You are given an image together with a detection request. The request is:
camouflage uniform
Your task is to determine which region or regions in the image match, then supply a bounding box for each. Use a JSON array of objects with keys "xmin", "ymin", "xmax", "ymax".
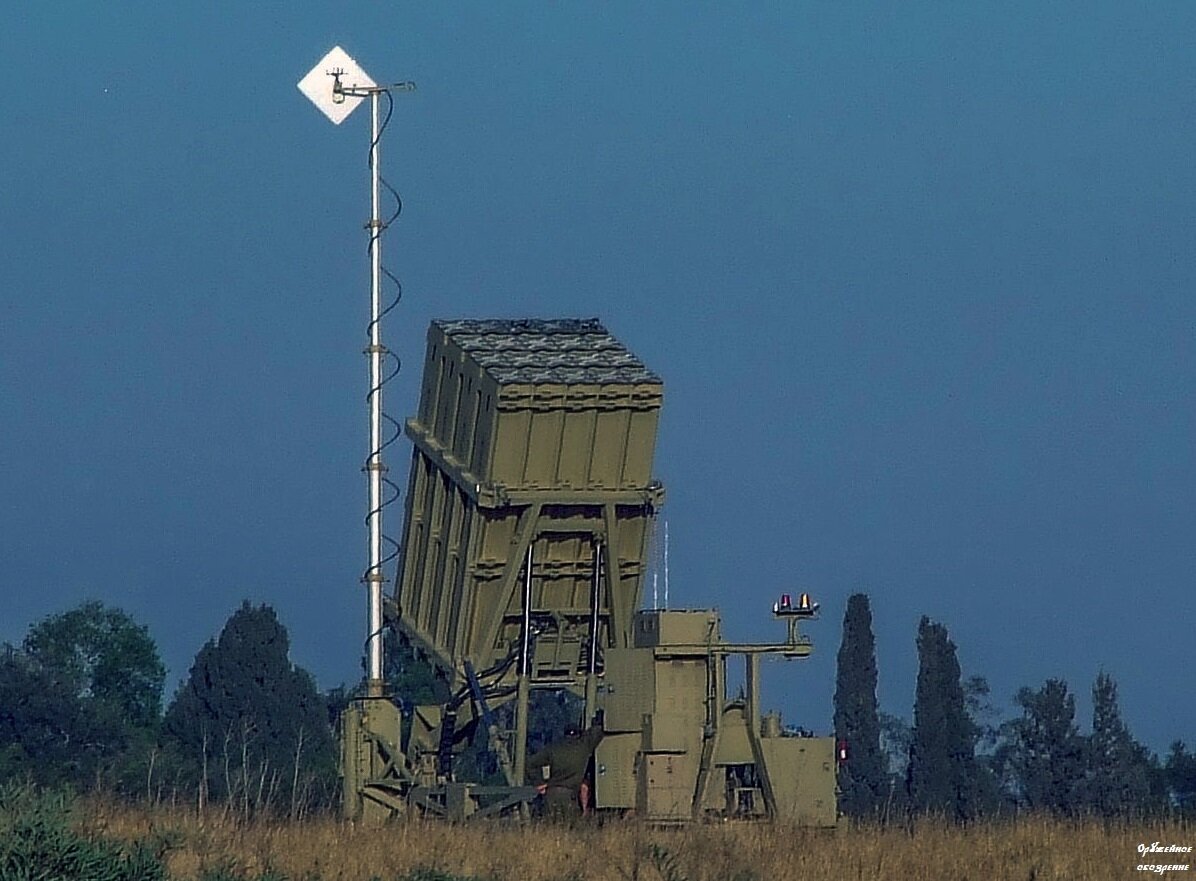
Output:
[{"xmin": 525, "ymin": 725, "xmax": 604, "ymax": 817}]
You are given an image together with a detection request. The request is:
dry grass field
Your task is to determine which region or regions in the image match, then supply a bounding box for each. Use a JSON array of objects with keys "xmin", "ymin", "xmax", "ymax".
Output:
[{"xmin": 82, "ymin": 800, "xmax": 1193, "ymax": 881}]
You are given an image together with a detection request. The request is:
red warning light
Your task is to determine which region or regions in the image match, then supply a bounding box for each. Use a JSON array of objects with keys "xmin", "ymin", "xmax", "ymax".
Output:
[
  {"xmin": 774, "ymin": 590, "xmax": 818, "ymax": 618},
  {"xmin": 836, "ymin": 739, "xmax": 849, "ymax": 763}
]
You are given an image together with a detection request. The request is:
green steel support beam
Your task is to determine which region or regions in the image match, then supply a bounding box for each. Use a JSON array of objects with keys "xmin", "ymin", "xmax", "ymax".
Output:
[
  {"xmin": 477, "ymin": 503, "xmax": 542, "ymax": 666},
  {"xmin": 602, "ymin": 503, "xmax": 628, "ymax": 648}
]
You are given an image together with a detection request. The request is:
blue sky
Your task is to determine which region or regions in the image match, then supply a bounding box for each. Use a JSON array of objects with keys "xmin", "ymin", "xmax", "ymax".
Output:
[{"xmin": 2, "ymin": 3, "xmax": 1192, "ymax": 753}]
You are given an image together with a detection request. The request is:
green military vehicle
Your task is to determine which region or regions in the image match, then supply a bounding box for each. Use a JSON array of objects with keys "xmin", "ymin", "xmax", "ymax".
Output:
[{"xmin": 341, "ymin": 318, "xmax": 837, "ymax": 824}]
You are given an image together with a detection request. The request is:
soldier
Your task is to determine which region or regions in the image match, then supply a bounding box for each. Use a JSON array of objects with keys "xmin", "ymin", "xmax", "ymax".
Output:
[{"xmin": 525, "ymin": 716, "xmax": 605, "ymax": 817}]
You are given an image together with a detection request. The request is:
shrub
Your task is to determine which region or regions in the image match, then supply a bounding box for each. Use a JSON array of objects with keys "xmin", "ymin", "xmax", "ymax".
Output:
[{"xmin": 0, "ymin": 783, "xmax": 167, "ymax": 881}]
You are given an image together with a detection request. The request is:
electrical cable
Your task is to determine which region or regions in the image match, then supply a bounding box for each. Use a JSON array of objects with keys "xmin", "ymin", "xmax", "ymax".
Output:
[{"xmin": 361, "ymin": 87, "xmax": 404, "ymax": 603}]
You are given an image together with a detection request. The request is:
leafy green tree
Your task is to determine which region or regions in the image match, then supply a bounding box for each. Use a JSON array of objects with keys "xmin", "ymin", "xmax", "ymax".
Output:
[
  {"xmin": 453, "ymin": 688, "xmax": 584, "ymax": 785},
  {"xmin": 1006, "ymin": 678, "xmax": 1085, "ymax": 814},
  {"xmin": 878, "ymin": 711, "xmax": 912, "ymax": 779},
  {"xmin": 833, "ymin": 593, "xmax": 886, "ymax": 819},
  {"xmin": 0, "ymin": 646, "xmax": 90, "ymax": 786},
  {"xmin": 163, "ymin": 602, "xmax": 336, "ymax": 816},
  {"xmin": 961, "ymin": 675, "xmax": 1005, "ymax": 815},
  {"xmin": 1, "ymin": 603, "xmax": 166, "ymax": 793},
  {"xmin": 381, "ymin": 635, "xmax": 580, "ymax": 783},
  {"xmin": 1084, "ymin": 672, "xmax": 1158, "ymax": 815},
  {"xmin": 963, "ymin": 675, "xmax": 1001, "ymax": 752},
  {"xmin": 386, "ymin": 638, "xmax": 450, "ymax": 711},
  {"xmin": 872, "ymin": 711, "xmax": 912, "ymax": 819},
  {"xmin": 527, "ymin": 689, "xmax": 585, "ymax": 754},
  {"xmin": 907, "ymin": 617, "xmax": 982, "ymax": 820},
  {"xmin": 23, "ymin": 601, "xmax": 165, "ymax": 729}
]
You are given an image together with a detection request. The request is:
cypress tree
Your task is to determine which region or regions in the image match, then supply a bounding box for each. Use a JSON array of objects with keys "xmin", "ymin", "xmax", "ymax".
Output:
[
  {"xmin": 833, "ymin": 593, "xmax": 886, "ymax": 818},
  {"xmin": 164, "ymin": 602, "xmax": 336, "ymax": 814},
  {"xmin": 907, "ymin": 616, "xmax": 980, "ymax": 820}
]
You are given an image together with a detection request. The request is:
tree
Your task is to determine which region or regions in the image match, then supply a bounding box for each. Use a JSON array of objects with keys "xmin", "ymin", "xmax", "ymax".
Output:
[
  {"xmin": 1005, "ymin": 679, "xmax": 1085, "ymax": 814},
  {"xmin": 1165, "ymin": 741, "xmax": 1196, "ymax": 815},
  {"xmin": 386, "ymin": 637, "xmax": 450, "ymax": 712},
  {"xmin": 961, "ymin": 675, "xmax": 1004, "ymax": 816},
  {"xmin": 833, "ymin": 593, "xmax": 886, "ymax": 819},
  {"xmin": 874, "ymin": 711, "xmax": 913, "ymax": 819},
  {"xmin": 879, "ymin": 711, "xmax": 913, "ymax": 778},
  {"xmin": 1, "ymin": 603, "xmax": 167, "ymax": 793},
  {"xmin": 23, "ymin": 601, "xmax": 165, "ymax": 730},
  {"xmin": 0, "ymin": 645, "xmax": 92, "ymax": 786},
  {"xmin": 907, "ymin": 617, "xmax": 981, "ymax": 820},
  {"xmin": 1084, "ymin": 672, "xmax": 1157, "ymax": 816},
  {"xmin": 964, "ymin": 675, "xmax": 1000, "ymax": 752},
  {"xmin": 163, "ymin": 602, "xmax": 336, "ymax": 816}
]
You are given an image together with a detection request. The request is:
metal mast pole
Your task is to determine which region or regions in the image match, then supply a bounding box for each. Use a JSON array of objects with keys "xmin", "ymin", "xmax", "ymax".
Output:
[
  {"xmin": 365, "ymin": 89, "xmax": 385, "ymax": 690},
  {"xmin": 300, "ymin": 47, "xmax": 416, "ymax": 821},
  {"xmin": 514, "ymin": 545, "xmax": 533, "ymax": 790},
  {"xmin": 583, "ymin": 539, "xmax": 602, "ymax": 724}
]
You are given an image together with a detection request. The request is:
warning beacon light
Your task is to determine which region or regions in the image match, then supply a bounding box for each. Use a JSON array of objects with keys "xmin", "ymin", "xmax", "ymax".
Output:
[{"xmin": 773, "ymin": 591, "xmax": 820, "ymax": 618}]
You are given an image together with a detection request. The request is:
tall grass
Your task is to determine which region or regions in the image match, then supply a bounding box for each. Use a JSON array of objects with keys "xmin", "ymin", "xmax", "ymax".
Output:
[{"xmin": 81, "ymin": 797, "xmax": 1192, "ymax": 881}]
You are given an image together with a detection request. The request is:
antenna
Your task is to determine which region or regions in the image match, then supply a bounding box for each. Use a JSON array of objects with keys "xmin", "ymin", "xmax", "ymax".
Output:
[
  {"xmin": 664, "ymin": 516, "xmax": 670, "ymax": 609},
  {"xmin": 298, "ymin": 47, "xmax": 415, "ymax": 694},
  {"xmin": 648, "ymin": 509, "xmax": 664, "ymax": 609}
]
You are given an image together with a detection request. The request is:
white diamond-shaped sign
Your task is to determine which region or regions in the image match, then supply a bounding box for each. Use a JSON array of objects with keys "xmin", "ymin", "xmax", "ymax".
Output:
[{"xmin": 298, "ymin": 46, "xmax": 376, "ymax": 125}]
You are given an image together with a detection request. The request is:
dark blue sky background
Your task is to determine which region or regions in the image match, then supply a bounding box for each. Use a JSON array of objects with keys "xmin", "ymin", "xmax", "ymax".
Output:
[{"xmin": 2, "ymin": 3, "xmax": 1192, "ymax": 752}]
